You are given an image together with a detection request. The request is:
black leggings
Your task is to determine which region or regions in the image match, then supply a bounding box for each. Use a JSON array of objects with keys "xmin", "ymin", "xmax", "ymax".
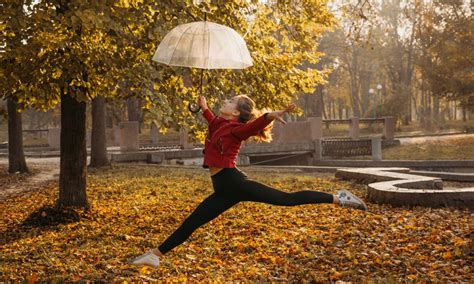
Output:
[{"xmin": 158, "ymin": 168, "xmax": 333, "ymax": 254}]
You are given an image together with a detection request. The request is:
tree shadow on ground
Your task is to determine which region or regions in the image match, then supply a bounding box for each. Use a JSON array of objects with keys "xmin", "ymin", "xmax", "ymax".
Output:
[{"xmin": 0, "ymin": 205, "xmax": 86, "ymax": 245}]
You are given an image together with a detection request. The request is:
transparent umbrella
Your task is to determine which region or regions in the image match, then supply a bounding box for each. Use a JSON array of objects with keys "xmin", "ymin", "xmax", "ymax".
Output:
[{"xmin": 152, "ymin": 20, "xmax": 253, "ymax": 112}]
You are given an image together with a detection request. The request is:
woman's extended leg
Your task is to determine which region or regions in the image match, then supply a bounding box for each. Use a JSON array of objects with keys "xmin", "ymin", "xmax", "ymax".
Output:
[
  {"xmin": 238, "ymin": 179, "xmax": 334, "ymax": 205},
  {"xmin": 237, "ymin": 179, "xmax": 366, "ymax": 210},
  {"xmin": 157, "ymin": 193, "xmax": 238, "ymax": 254}
]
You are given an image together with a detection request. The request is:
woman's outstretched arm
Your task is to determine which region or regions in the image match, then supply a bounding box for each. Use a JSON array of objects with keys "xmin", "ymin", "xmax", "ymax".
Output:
[
  {"xmin": 231, "ymin": 104, "xmax": 296, "ymax": 140},
  {"xmin": 198, "ymin": 96, "xmax": 215, "ymax": 123},
  {"xmin": 266, "ymin": 104, "xmax": 297, "ymax": 123}
]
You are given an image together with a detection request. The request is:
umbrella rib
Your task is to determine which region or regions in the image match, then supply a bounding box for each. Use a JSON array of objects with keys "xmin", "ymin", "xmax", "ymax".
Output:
[
  {"xmin": 206, "ymin": 22, "xmax": 210, "ymax": 69},
  {"xmin": 169, "ymin": 24, "xmax": 196, "ymax": 67},
  {"xmin": 186, "ymin": 23, "xmax": 201, "ymax": 69}
]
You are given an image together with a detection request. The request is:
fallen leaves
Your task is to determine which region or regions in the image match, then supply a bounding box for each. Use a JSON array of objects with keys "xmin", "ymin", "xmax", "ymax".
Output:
[{"xmin": 0, "ymin": 165, "xmax": 473, "ymax": 282}]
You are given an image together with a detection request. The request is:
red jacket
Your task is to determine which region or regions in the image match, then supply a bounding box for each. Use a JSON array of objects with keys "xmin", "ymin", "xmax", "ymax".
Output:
[{"xmin": 202, "ymin": 109, "xmax": 273, "ymax": 168}]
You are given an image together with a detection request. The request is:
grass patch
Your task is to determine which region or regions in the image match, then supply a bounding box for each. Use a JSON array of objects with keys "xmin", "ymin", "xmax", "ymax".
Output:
[
  {"xmin": 383, "ymin": 137, "xmax": 474, "ymax": 160},
  {"xmin": 0, "ymin": 165, "xmax": 472, "ymax": 282}
]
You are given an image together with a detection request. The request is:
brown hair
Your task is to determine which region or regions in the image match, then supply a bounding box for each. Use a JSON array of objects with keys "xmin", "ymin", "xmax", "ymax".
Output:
[{"xmin": 236, "ymin": 95, "xmax": 273, "ymax": 143}]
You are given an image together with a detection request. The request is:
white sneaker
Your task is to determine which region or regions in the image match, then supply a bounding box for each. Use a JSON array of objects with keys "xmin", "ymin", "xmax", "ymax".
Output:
[
  {"xmin": 129, "ymin": 250, "xmax": 160, "ymax": 268},
  {"xmin": 337, "ymin": 189, "xmax": 367, "ymax": 211}
]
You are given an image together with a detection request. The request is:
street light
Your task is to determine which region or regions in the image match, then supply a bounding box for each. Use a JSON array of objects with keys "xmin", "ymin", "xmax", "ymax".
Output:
[{"xmin": 375, "ymin": 84, "xmax": 382, "ymax": 118}]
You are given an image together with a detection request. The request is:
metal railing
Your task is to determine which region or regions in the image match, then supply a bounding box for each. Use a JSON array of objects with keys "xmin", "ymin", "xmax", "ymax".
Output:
[{"xmin": 322, "ymin": 139, "xmax": 372, "ymax": 157}]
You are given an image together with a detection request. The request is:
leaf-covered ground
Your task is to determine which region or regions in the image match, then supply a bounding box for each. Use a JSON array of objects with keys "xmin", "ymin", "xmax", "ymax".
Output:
[{"xmin": 1, "ymin": 165, "xmax": 472, "ymax": 282}]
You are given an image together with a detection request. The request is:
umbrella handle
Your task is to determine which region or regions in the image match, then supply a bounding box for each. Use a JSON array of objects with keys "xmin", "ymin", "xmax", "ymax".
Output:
[
  {"xmin": 188, "ymin": 68, "xmax": 204, "ymax": 113},
  {"xmin": 188, "ymin": 103, "xmax": 201, "ymax": 113}
]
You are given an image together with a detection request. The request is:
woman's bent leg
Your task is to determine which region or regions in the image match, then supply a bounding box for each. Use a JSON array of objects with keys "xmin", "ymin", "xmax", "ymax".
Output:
[
  {"xmin": 239, "ymin": 179, "xmax": 333, "ymax": 206},
  {"xmin": 158, "ymin": 193, "xmax": 238, "ymax": 254}
]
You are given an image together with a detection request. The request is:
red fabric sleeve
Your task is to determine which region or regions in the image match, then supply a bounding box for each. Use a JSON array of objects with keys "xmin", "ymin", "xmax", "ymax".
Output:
[
  {"xmin": 202, "ymin": 109, "xmax": 215, "ymax": 123},
  {"xmin": 231, "ymin": 113, "xmax": 273, "ymax": 141}
]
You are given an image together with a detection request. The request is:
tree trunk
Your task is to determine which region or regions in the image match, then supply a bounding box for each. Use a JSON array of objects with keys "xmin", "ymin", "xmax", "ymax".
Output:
[
  {"xmin": 314, "ymin": 86, "xmax": 324, "ymax": 118},
  {"xmin": 350, "ymin": 53, "xmax": 361, "ymax": 118},
  {"xmin": 404, "ymin": 89, "xmax": 412, "ymax": 124},
  {"xmin": 440, "ymin": 107, "xmax": 447, "ymax": 123},
  {"xmin": 90, "ymin": 96, "xmax": 110, "ymax": 168},
  {"xmin": 446, "ymin": 101, "xmax": 452, "ymax": 120},
  {"xmin": 7, "ymin": 97, "xmax": 28, "ymax": 173},
  {"xmin": 301, "ymin": 93, "xmax": 310, "ymax": 116},
  {"xmin": 420, "ymin": 90, "xmax": 425, "ymax": 124},
  {"xmin": 453, "ymin": 101, "xmax": 457, "ymax": 120},
  {"xmin": 326, "ymin": 100, "xmax": 331, "ymax": 119},
  {"xmin": 58, "ymin": 92, "xmax": 88, "ymax": 208},
  {"xmin": 333, "ymin": 101, "xmax": 336, "ymax": 119},
  {"xmin": 427, "ymin": 92, "xmax": 432, "ymax": 128},
  {"xmin": 337, "ymin": 99, "xmax": 343, "ymax": 119},
  {"xmin": 359, "ymin": 70, "xmax": 371, "ymax": 116},
  {"xmin": 321, "ymin": 91, "xmax": 327, "ymax": 120},
  {"xmin": 433, "ymin": 93, "xmax": 440, "ymax": 124},
  {"xmin": 412, "ymin": 93, "xmax": 418, "ymax": 121}
]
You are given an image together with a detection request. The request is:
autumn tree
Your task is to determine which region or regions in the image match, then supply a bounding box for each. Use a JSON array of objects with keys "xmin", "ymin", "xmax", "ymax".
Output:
[
  {"xmin": 316, "ymin": 1, "xmax": 381, "ymax": 119},
  {"xmin": 1, "ymin": 0, "xmax": 142, "ymax": 207},
  {"xmin": 2, "ymin": 0, "xmax": 335, "ymax": 209},
  {"xmin": 318, "ymin": 0, "xmax": 464, "ymax": 126},
  {"xmin": 415, "ymin": 0, "xmax": 473, "ymax": 123},
  {"xmin": 1, "ymin": 1, "xmax": 31, "ymax": 173}
]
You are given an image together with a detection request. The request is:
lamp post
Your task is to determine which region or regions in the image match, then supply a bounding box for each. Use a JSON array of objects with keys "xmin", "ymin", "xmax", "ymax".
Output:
[
  {"xmin": 376, "ymin": 84, "xmax": 382, "ymax": 118},
  {"xmin": 369, "ymin": 88, "xmax": 375, "ymax": 118}
]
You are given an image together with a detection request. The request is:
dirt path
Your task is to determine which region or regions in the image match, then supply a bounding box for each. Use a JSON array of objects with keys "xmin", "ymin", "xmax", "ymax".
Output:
[{"xmin": 0, "ymin": 157, "xmax": 60, "ymax": 201}]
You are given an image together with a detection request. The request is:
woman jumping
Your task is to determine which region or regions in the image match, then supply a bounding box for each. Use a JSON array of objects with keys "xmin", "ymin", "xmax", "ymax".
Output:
[{"xmin": 130, "ymin": 95, "xmax": 367, "ymax": 268}]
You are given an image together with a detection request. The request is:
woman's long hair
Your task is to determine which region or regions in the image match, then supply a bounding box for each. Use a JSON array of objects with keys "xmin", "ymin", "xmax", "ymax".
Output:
[{"xmin": 236, "ymin": 95, "xmax": 273, "ymax": 143}]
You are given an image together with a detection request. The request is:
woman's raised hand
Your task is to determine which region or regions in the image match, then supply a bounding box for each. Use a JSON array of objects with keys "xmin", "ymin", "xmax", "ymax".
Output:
[
  {"xmin": 197, "ymin": 96, "xmax": 208, "ymax": 111},
  {"xmin": 267, "ymin": 104, "xmax": 297, "ymax": 124}
]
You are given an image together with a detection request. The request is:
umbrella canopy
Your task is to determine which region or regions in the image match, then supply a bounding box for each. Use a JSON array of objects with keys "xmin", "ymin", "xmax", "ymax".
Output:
[{"xmin": 152, "ymin": 21, "xmax": 253, "ymax": 69}]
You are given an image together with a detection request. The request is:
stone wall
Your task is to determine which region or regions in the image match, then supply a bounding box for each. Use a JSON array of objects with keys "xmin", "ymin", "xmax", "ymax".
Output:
[{"xmin": 270, "ymin": 117, "xmax": 322, "ymax": 144}]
